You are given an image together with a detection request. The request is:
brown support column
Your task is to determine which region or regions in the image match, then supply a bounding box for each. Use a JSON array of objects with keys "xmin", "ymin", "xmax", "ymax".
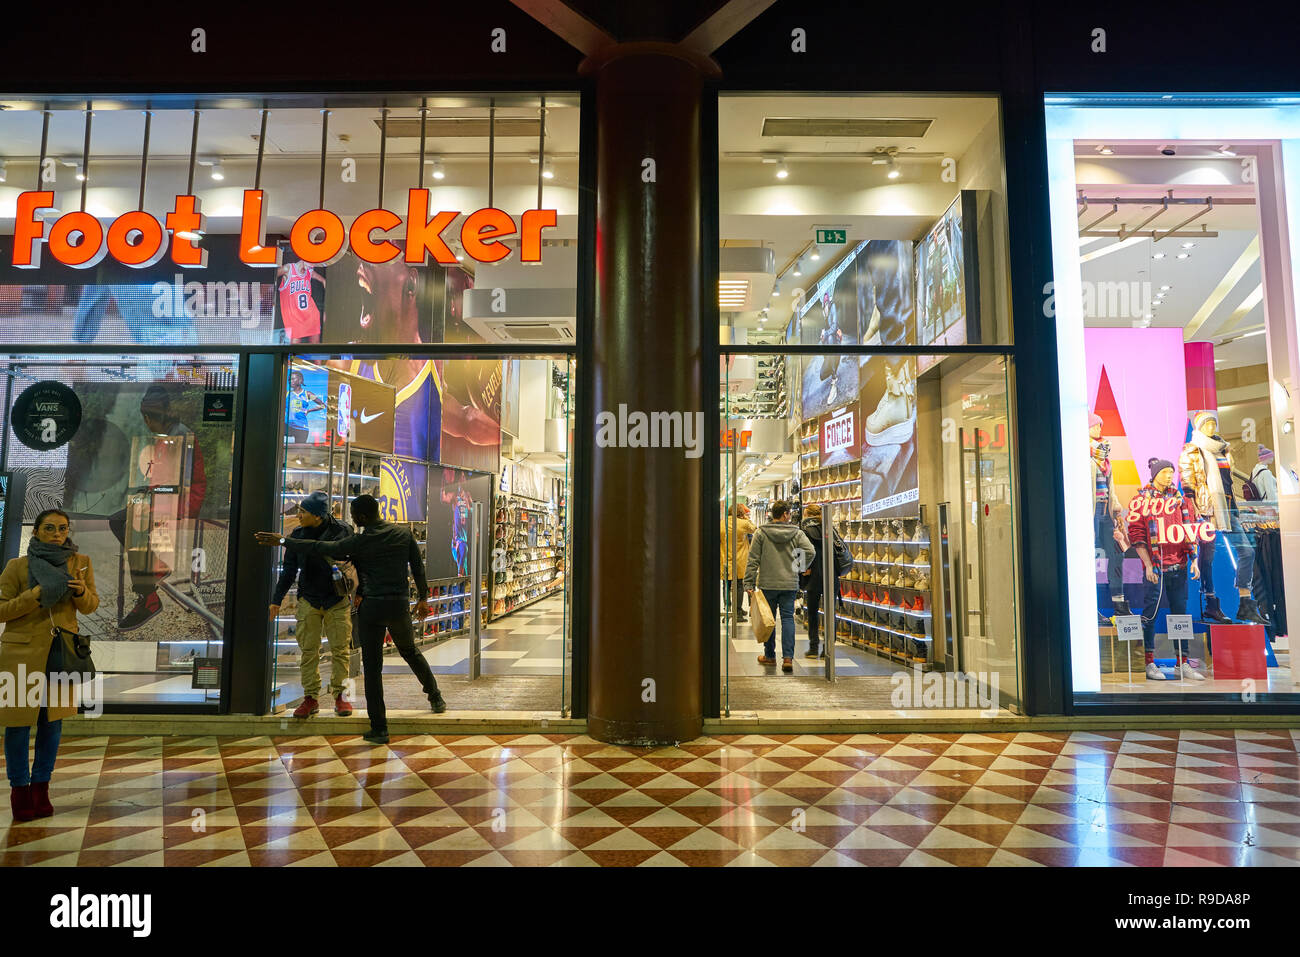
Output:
[{"xmin": 587, "ymin": 47, "xmax": 707, "ymax": 744}]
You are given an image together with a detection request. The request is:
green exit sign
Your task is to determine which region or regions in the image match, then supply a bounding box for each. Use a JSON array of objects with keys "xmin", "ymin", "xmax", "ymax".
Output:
[{"xmin": 815, "ymin": 229, "xmax": 847, "ymax": 244}]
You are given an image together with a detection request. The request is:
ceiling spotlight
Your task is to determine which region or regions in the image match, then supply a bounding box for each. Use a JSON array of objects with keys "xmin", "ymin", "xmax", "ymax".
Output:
[
  {"xmin": 792, "ymin": 260, "xmax": 803, "ymax": 277},
  {"xmin": 1097, "ymin": 144, "xmax": 1114, "ymax": 155},
  {"xmin": 541, "ymin": 161, "xmax": 555, "ymax": 180},
  {"xmin": 886, "ymin": 156, "xmax": 900, "ymax": 179},
  {"xmin": 775, "ymin": 159, "xmax": 789, "ymax": 180},
  {"xmin": 75, "ymin": 164, "xmax": 86, "ymax": 182},
  {"xmin": 772, "ymin": 282, "xmax": 782, "ymax": 296},
  {"xmin": 454, "ymin": 247, "xmax": 464, "ymax": 262},
  {"xmin": 1160, "ymin": 285, "xmax": 1171, "ymax": 291},
  {"xmin": 810, "ymin": 246, "xmax": 820, "ymax": 261},
  {"xmin": 210, "ymin": 161, "xmax": 225, "ymax": 181},
  {"xmin": 1152, "ymin": 252, "xmax": 1166, "ymax": 259},
  {"xmin": 1177, "ymin": 252, "xmax": 1190, "ymax": 259},
  {"xmin": 430, "ymin": 158, "xmax": 445, "ymax": 180},
  {"xmin": 1180, "ymin": 241, "xmax": 1196, "ymax": 249}
]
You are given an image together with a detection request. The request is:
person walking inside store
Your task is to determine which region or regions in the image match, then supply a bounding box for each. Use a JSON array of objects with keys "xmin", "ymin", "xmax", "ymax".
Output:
[
  {"xmin": 720, "ymin": 503, "xmax": 757, "ymax": 623},
  {"xmin": 798, "ymin": 503, "xmax": 846, "ymax": 661},
  {"xmin": 256, "ymin": 494, "xmax": 445, "ymax": 745},
  {"xmin": 270, "ymin": 491, "xmax": 355, "ymax": 719},
  {"xmin": 0, "ymin": 509, "xmax": 98, "ymax": 822},
  {"xmin": 744, "ymin": 499, "xmax": 814, "ymax": 674}
]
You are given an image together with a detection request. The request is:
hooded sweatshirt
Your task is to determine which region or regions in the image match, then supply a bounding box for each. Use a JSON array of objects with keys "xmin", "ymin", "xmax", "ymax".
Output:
[{"xmin": 744, "ymin": 521, "xmax": 815, "ymax": 592}]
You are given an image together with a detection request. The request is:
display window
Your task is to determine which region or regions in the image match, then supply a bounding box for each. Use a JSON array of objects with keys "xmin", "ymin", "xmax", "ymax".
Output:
[
  {"xmin": 0, "ymin": 91, "xmax": 581, "ymax": 715},
  {"xmin": 269, "ymin": 353, "xmax": 573, "ymax": 716},
  {"xmin": 0, "ymin": 354, "xmax": 239, "ymax": 706},
  {"xmin": 1045, "ymin": 95, "xmax": 1300, "ymax": 700},
  {"xmin": 718, "ymin": 94, "xmax": 1021, "ymax": 715}
]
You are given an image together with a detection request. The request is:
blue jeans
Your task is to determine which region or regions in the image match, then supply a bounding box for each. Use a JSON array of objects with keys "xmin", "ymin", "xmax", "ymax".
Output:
[
  {"xmin": 4, "ymin": 709, "xmax": 62, "ymax": 787},
  {"xmin": 762, "ymin": 589, "xmax": 797, "ymax": 660}
]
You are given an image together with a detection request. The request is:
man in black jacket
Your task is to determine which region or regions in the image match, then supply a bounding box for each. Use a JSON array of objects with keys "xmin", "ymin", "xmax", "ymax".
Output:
[
  {"xmin": 270, "ymin": 491, "xmax": 354, "ymax": 719},
  {"xmin": 799, "ymin": 503, "xmax": 845, "ymax": 660},
  {"xmin": 257, "ymin": 494, "xmax": 446, "ymax": 745}
]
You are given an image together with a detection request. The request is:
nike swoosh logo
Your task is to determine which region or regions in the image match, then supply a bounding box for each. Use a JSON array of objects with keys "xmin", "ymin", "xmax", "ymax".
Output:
[{"xmin": 359, "ymin": 409, "xmax": 384, "ymax": 424}]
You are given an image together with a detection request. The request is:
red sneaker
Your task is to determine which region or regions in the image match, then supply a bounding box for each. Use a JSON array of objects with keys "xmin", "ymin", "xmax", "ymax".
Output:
[
  {"xmin": 292, "ymin": 696, "xmax": 319, "ymax": 719},
  {"xmin": 334, "ymin": 693, "xmax": 353, "ymax": 717}
]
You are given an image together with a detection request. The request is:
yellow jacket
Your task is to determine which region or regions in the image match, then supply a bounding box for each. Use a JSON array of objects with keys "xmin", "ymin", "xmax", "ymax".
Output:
[
  {"xmin": 0, "ymin": 554, "xmax": 98, "ymax": 727},
  {"xmin": 720, "ymin": 517, "xmax": 757, "ymax": 579}
]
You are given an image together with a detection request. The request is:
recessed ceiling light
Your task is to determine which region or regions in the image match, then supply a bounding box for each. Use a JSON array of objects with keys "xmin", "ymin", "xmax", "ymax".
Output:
[
  {"xmin": 1177, "ymin": 253, "xmax": 1190, "ymax": 259},
  {"xmin": 775, "ymin": 160, "xmax": 789, "ymax": 180},
  {"xmin": 1181, "ymin": 241, "xmax": 1196, "ymax": 249},
  {"xmin": 1152, "ymin": 252, "xmax": 1166, "ymax": 259},
  {"xmin": 1160, "ymin": 285, "xmax": 1171, "ymax": 291}
]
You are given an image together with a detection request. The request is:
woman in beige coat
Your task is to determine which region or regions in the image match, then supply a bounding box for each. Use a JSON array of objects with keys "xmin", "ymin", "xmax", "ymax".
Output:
[
  {"xmin": 720, "ymin": 503, "xmax": 757, "ymax": 622},
  {"xmin": 0, "ymin": 509, "xmax": 97, "ymax": 822}
]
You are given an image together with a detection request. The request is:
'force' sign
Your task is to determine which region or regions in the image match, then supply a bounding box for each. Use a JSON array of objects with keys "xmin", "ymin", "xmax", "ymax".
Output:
[{"xmin": 12, "ymin": 189, "xmax": 558, "ymax": 270}]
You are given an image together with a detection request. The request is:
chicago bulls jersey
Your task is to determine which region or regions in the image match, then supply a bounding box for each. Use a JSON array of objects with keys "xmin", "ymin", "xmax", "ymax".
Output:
[{"xmin": 278, "ymin": 262, "xmax": 321, "ymax": 339}]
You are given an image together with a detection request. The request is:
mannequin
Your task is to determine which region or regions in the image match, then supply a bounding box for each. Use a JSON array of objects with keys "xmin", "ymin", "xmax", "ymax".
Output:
[
  {"xmin": 1090, "ymin": 413, "xmax": 1130, "ymax": 622},
  {"xmin": 1127, "ymin": 458, "xmax": 1205, "ymax": 681},
  {"xmin": 1178, "ymin": 411, "xmax": 1268, "ymax": 624},
  {"xmin": 1251, "ymin": 446, "xmax": 1279, "ymax": 502}
]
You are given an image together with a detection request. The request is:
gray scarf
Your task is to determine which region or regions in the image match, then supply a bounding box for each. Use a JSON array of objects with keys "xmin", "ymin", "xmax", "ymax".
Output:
[{"xmin": 28, "ymin": 537, "xmax": 78, "ymax": 608}]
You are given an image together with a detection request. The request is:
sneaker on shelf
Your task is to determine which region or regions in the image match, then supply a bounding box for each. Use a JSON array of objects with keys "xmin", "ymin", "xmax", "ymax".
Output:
[
  {"xmin": 334, "ymin": 693, "xmax": 353, "ymax": 717},
  {"xmin": 1145, "ymin": 662, "xmax": 1167, "ymax": 681},
  {"xmin": 293, "ymin": 696, "xmax": 319, "ymax": 719},
  {"xmin": 1179, "ymin": 662, "xmax": 1207, "ymax": 681},
  {"xmin": 119, "ymin": 591, "xmax": 163, "ymax": 630}
]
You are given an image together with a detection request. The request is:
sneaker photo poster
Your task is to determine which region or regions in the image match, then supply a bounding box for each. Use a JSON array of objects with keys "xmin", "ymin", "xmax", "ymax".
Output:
[{"xmin": 797, "ymin": 239, "xmax": 921, "ymax": 519}]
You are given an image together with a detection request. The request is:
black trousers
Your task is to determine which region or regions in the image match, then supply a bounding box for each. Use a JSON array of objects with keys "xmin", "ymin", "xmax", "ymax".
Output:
[
  {"xmin": 805, "ymin": 583, "xmax": 841, "ymax": 650},
  {"xmin": 357, "ymin": 598, "xmax": 439, "ymax": 733}
]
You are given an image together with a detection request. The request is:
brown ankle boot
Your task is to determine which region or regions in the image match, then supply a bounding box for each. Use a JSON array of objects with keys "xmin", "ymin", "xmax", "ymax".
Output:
[
  {"xmin": 30, "ymin": 781, "xmax": 53, "ymax": 818},
  {"xmin": 9, "ymin": 785, "xmax": 35, "ymax": 823}
]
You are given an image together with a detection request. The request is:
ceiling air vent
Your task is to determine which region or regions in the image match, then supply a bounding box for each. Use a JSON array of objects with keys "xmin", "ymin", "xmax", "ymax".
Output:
[
  {"xmin": 376, "ymin": 117, "xmax": 542, "ymax": 138},
  {"xmin": 761, "ymin": 117, "xmax": 933, "ymax": 138}
]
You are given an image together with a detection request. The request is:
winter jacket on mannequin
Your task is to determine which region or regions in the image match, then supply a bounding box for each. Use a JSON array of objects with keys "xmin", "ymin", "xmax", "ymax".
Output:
[{"xmin": 1179, "ymin": 411, "xmax": 1234, "ymax": 530}]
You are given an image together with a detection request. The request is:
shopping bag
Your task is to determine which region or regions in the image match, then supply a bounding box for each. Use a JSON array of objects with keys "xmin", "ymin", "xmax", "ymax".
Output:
[{"xmin": 751, "ymin": 589, "xmax": 775, "ymax": 644}]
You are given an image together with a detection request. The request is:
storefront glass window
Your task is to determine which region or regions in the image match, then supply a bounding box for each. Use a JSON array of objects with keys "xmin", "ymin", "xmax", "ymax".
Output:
[
  {"xmin": 718, "ymin": 94, "xmax": 1021, "ymax": 715},
  {"xmin": 1046, "ymin": 95, "xmax": 1300, "ymax": 699},
  {"xmin": 0, "ymin": 354, "xmax": 238, "ymax": 706},
  {"xmin": 270, "ymin": 353, "xmax": 573, "ymax": 715},
  {"xmin": 0, "ymin": 94, "xmax": 581, "ymax": 347}
]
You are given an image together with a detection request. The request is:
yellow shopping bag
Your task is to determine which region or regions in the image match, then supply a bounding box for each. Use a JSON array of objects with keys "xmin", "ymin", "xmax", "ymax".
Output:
[{"xmin": 751, "ymin": 589, "xmax": 775, "ymax": 644}]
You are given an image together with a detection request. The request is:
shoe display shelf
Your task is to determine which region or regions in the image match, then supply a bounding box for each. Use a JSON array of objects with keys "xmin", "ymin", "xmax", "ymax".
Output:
[{"xmin": 490, "ymin": 494, "xmax": 563, "ymax": 619}]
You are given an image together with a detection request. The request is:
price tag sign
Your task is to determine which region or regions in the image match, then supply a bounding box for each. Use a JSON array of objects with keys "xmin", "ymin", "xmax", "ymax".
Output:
[
  {"xmin": 1115, "ymin": 615, "xmax": 1143, "ymax": 642},
  {"xmin": 1167, "ymin": 614, "xmax": 1195, "ymax": 646}
]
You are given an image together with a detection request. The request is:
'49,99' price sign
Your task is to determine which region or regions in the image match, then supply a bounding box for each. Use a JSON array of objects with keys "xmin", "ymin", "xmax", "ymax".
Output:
[{"xmin": 10, "ymin": 381, "xmax": 82, "ymax": 451}]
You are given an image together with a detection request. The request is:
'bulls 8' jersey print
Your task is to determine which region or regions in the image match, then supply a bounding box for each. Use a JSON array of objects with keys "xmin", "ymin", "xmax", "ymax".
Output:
[{"xmin": 279, "ymin": 262, "xmax": 322, "ymax": 339}]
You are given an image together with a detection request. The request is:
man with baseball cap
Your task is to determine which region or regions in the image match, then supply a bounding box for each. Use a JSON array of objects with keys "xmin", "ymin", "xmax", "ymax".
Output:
[{"xmin": 270, "ymin": 491, "xmax": 354, "ymax": 718}]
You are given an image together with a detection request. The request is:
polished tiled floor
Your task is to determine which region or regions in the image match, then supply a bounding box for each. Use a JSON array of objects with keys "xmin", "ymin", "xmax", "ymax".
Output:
[{"xmin": 4, "ymin": 728, "xmax": 1300, "ymax": 866}]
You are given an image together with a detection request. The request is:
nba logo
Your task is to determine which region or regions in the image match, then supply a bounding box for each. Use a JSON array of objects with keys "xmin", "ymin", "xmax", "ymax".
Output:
[{"xmin": 337, "ymin": 384, "xmax": 352, "ymax": 440}]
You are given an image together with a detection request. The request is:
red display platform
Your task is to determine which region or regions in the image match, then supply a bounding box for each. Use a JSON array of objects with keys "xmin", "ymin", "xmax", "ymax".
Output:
[{"xmin": 1211, "ymin": 624, "xmax": 1269, "ymax": 680}]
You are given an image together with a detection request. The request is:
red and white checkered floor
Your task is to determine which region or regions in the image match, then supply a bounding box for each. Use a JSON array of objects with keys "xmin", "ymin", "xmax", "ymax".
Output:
[{"xmin": 4, "ymin": 728, "xmax": 1299, "ymax": 866}]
